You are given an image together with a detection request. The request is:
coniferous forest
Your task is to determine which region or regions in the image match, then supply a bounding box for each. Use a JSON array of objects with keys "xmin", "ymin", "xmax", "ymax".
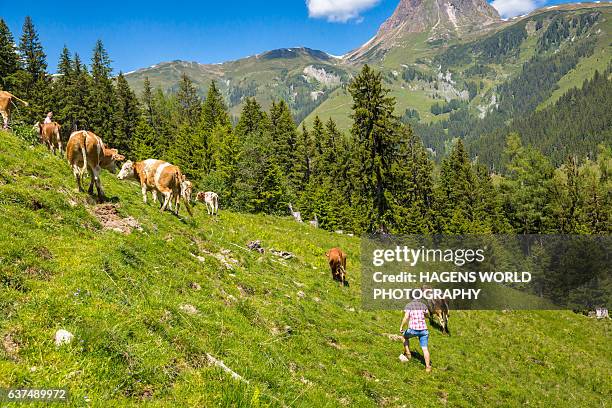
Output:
[{"xmin": 1, "ymin": 17, "xmax": 610, "ymax": 235}]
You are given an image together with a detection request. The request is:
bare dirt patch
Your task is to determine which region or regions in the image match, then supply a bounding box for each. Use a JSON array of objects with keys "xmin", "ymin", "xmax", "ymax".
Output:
[
  {"xmin": 91, "ymin": 204, "xmax": 142, "ymax": 234},
  {"xmin": 2, "ymin": 332, "xmax": 20, "ymax": 361}
]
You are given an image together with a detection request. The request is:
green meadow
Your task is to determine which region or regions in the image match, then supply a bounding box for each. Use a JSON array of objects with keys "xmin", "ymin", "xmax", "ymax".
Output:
[{"xmin": 1, "ymin": 130, "xmax": 610, "ymax": 406}]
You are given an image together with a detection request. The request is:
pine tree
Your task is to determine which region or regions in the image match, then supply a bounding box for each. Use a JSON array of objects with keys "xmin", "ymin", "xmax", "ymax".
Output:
[
  {"xmin": 49, "ymin": 46, "xmax": 73, "ymax": 137},
  {"xmin": 269, "ymin": 100, "xmax": 297, "ymax": 186},
  {"xmin": 435, "ymin": 139, "xmax": 477, "ymax": 233},
  {"xmin": 233, "ymin": 99, "xmax": 284, "ymax": 213},
  {"xmin": 501, "ymin": 134, "xmax": 555, "ymax": 233},
  {"xmin": 348, "ymin": 65, "xmax": 399, "ymax": 232},
  {"xmin": 391, "ymin": 125, "xmax": 435, "ymax": 233},
  {"xmin": 113, "ymin": 73, "xmax": 139, "ymax": 156},
  {"xmin": 141, "ymin": 77, "xmax": 154, "ymax": 125},
  {"xmin": 201, "ymin": 81, "xmax": 230, "ymax": 131},
  {"xmin": 235, "ymin": 97, "xmax": 266, "ymax": 139},
  {"xmin": 201, "ymin": 81, "xmax": 231, "ymax": 172},
  {"xmin": 166, "ymin": 75, "xmax": 206, "ymax": 180},
  {"xmin": 211, "ymin": 127, "xmax": 241, "ymax": 206},
  {"xmin": 150, "ymin": 88, "xmax": 176, "ymax": 157},
  {"xmin": 18, "ymin": 16, "xmax": 46, "ymax": 80},
  {"xmin": 15, "ymin": 16, "xmax": 49, "ymax": 124},
  {"xmin": 0, "ymin": 19, "xmax": 20, "ymax": 89},
  {"xmin": 176, "ymin": 73, "xmax": 201, "ymax": 127},
  {"xmin": 90, "ymin": 40, "xmax": 115, "ymax": 143},
  {"xmin": 57, "ymin": 46, "xmax": 72, "ymax": 77},
  {"xmin": 67, "ymin": 53, "xmax": 92, "ymax": 131},
  {"xmin": 131, "ymin": 115, "xmax": 157, "ymax": 160}
]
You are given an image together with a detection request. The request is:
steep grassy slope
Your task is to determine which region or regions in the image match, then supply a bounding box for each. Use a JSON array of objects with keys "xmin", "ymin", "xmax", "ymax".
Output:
[{"xmin": 1, "ymin": 131, "xmax": 610, "ymax": 407}]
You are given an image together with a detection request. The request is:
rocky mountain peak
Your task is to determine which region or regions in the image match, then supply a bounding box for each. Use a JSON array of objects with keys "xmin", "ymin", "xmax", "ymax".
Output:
[{"xmin": 345, "ymin": 0, "xmax": 501, "ymax": 62}]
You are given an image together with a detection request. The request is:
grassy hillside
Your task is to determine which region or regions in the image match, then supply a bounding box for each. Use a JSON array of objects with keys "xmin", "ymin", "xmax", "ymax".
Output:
[{"xmin": 1, "ymin": 131, "xmax": 610, "ymax": 407}]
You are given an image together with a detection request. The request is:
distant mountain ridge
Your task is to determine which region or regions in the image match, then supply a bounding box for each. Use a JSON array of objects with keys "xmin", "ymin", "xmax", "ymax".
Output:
[{"xmin": 125, "ymin": 1, "xmax": 611, "ymax": 143}]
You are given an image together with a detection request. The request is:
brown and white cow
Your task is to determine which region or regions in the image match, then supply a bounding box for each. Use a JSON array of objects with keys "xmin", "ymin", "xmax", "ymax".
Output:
[
  {"xmin": 195, "ymin": 191, "xmax": 219, "ymax": 216},
  {"xmin": 117, "ymin": 159, "xmax": 193, "ymax": 216},
  {"xmin": 326, "ymin": 247, "xmax": 348, "ymax": 286},
  {"xmin": 66, "ymin": 130, "xmax": 125, "ymax": 202},
  {"xmin": 33, "ymin": 122, "xmax": 62, "ymax": 155},
  {"xmin": 0, "ymin": 91, "xmax": 28, "ymax": 129}
]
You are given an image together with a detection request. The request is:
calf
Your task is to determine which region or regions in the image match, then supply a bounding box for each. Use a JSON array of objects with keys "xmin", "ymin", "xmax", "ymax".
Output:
[
  {"xmin": 34, "ymin": 122, "xmax": 63, "ymax": 155},
  {"xmin": 196, "ymin": 191, "xmax": 219, "ymax": 216},
  {"xmin": 326, "ymin": 247, "xmax": 347, "ymax": 286},
  {"xmin": 66, "ymin": 130, "xmax": 124, "ymax": 202},
  {"xmin": 117, "ymin": 159, "xmax": 193, "ymax": 216}
]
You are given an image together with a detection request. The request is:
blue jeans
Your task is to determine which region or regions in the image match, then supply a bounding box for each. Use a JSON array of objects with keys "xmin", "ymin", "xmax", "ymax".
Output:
[{"xmin": 404, "ymin": 329, "xmax": 429, "ymax": 348}]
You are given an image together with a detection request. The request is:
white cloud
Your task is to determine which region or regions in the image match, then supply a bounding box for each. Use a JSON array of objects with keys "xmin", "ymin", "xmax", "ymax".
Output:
[
  {"xmin": 306, "ymin": 0, "xmax": 381, "ymax": 23},
  {"xmin": 490, "ymin": 0, "xmax": 545, "ymax": 19}
]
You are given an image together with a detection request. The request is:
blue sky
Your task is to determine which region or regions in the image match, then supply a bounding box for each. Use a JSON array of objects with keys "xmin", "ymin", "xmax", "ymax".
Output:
[{"xmin": 2, "ymin": 0, "xmax": 585, "ymax": 73}]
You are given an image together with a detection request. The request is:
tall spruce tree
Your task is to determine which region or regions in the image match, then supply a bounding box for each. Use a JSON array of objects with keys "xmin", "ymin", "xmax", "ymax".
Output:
[
  {"xmin": 234, "ymin": 99, "xmax": 285, "ymax": 213},
  {"xmin": 348, "ymin": 65, "xmax": 399, "ymax": 232},
  {"xmin": 16, "ymin": 16, "xmax": 49, "ymax": 123},
  {"xmin": 68, "ymin": 53, "xmax": 92, "ymax": 131},
  {"xmin": 435, "ymin": 139, "xmax": 478, "ymax": 233},
  {"xmin": 269, "ymin": 100, "xmax": 298, "ymax": 182},
  {"xmin": 176, "ymin": 73, "xmax": 201, "ymax": 127},
  {"xmin": 167, "ymin": 75, "xmax": 205, "ymax": 180},
  {"xmin": 113, "ymin": 73, "xmax": 139, "ymax": 155},
  {"xmin": 0, "ymin": 19, "xmax": 20, "ymax": 89},
  {"xmin": 391, "ymin": 125, "xmax": 435, "ymax": 233},
  {"xmin": 18, "ymin": 16, "xmax": 46, "ymax": 80},
  {"xmin": 90, "ymin": 40, "xmax": 115, "ymax": 143},
  {"xmin": 201, "ymin": 81, "xmax": 230, "ymax": 130},
  {"xmin": 50, "ymin": 46, "xmax": 73, "ymax": 136},
  {"xmin": 141, "ymin": 77, "xmax": 154, "ymax": 125},
  {"xmin": 201, "ymin": 81, "xmax": 231, "ymax": 172},
  {"xmin": 130, "ymin": 77, "xmax": 160, "ymax": 159},
  {"xmin": 501, "ymin": 134, "xmax": 555, "ymax": 233},
  {"xmin": 235, "ymin": 97, "xmax": 266, "ymax": 139}
]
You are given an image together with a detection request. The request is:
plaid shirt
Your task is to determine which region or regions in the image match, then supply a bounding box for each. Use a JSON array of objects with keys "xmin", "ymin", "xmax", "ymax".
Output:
[{"xmin": 405, "ymin": 301, "xmax": 428, "ymax": 330}]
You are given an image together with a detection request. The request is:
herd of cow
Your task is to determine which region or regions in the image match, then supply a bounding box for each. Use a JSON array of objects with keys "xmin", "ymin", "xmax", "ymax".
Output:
[
  {"xmin": 2, "ymin": 92, "xmax": 456, "ymax": 333},
  {"xmin": 29, "ymin": 122, "xmax": 219, "ymax": 218},
  {"xmin": 24, "ymin": 116, "xmax": 351, "ymax": 287}
]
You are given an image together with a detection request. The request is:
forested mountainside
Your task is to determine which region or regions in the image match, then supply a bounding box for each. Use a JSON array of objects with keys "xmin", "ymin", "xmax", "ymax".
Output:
[{"xmin": 124, "ymin": 2, "xmax": 611, "ymax": 168}]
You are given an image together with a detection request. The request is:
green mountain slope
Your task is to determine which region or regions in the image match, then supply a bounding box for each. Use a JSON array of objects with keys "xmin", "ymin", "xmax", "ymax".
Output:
[
  {"xmin": 1, "ymin": 131, "xmax": 611, "ymax": 406},
  {"xmin": 305, "ymin": 3, "xmax": 612, "ymax": 129},
  {"xmin": 125, "ymin": 2, "xmax": 612, "ymax": 139},
  {"xmin": 125, "ymin": 48, "xmax": 353, "ymax": 124}
]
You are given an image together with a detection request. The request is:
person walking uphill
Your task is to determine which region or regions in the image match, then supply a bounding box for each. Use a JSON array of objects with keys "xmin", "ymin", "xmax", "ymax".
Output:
[{"xmin": 399, "ymin": 299, "xmax": 432, "ymax": 372}]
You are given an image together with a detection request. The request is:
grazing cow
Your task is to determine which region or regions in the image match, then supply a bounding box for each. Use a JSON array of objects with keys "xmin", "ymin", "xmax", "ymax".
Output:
[
  {"xmin": 66, "ymin": 130, "xmax": 124, "ymax": 202},
  {"xmin": 422, "ymin": 286, "xmax": 450, "ymax": 334},
  {"xmin": 326, "ymin": 247, "xmax": 347, "ymax": 286},
  {"xmin": 196, "ymin": 191, "xmax": 219, "ymax": 216},
  {"xmin": 0, "ymin": 91, "xmax": 29, "ymax": 129},
  {"xmin": 33, "ymin": 122, "xmax": 62, "ymax": 154},
  {"xmin": 117, "ymin": 159, "xmax": 193, "ymax": 216},
  {"xmin": 288, "ymin": 203, "xmax": 302, "ymax": 222}
]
